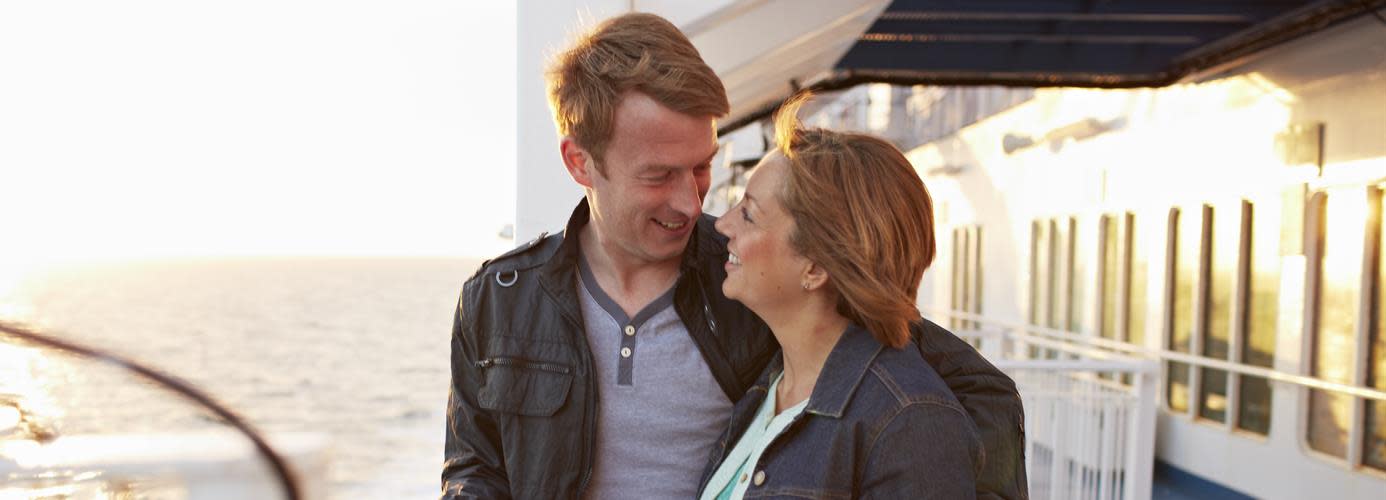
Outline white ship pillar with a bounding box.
[515,1,627,243]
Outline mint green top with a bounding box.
[700,372,808,500]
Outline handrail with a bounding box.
[991,358,1156,373]
[966,329,1157,370]
[0,321,301,500]
[929,308,1386,403]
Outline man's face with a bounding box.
[582,92,717,266]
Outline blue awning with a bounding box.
[719,0,1386,133]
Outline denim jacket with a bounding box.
[698,324,983,499]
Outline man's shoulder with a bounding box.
[460,231,564,309]
[456,231,564,329]
[911,317,1020,399]
[915,318,1000,371]
[467,231,562,283]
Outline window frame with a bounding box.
[1300,185,1386,473]
[1156,200,1280,439]
[953,223,984,331]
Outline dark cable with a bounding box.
[0,321,301,500]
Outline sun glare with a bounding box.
[0,1,517,262]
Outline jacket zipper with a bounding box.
[474,357,571,374]
[697,272,719,335]
[577,327,597,498]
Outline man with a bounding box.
[443,12,1026,499]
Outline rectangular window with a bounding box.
[1239,199,1279,435]
[1071,218,1087,334]
[1200,203,1242,423]
[1049,218,1070,331]
[1032,221,1051,327]
[1096,212,1146,349]
[1026,221,1041,357]
[1128,212,1149,348]
[1309,189,1373,458]
[953,225,984,331]
[1100,214,1120,340]
[1168,206,1202,412]
[1028,222,1038,326]
[953,227,966,331]
[1367,189,1386,470]
[968,225,983,330]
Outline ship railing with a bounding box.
[934,307,1386,481]
[930,309,1158,500]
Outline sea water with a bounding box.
[0,257,482,499]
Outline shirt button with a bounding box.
[753,470,765,486]
[620,347,632,358]
[739,472,747,484]
[624,325,635,336]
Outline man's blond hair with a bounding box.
[546,13,729,168]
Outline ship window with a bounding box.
[1368,191,1386,470]
[1030,220,1051,328]
[1096,212,1147,350]
[968,225,982,330]
[1162,200,1278,436]
[954,227,966,331]
[1094,212,1148,384]
[1167,206,1203,412]
[953,224,983,331]
[1199,202,1242,423]
[1099,214,1121,341]
[1303,186,1386,472]
[1239,199,1279,436]
[1049,218,1072,331]
[1129,212,1149,349]
[1071,218,1087,334]
[1308,189,1372,458]
[1029,217,1079,359]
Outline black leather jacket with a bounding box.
[442,199,1027,499]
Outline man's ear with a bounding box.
[561,137,597,188]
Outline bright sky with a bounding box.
[0,1,516,267]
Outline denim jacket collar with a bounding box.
[757,323,885,420]
[806,323,885,418]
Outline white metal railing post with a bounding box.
[1125,361,1158,499]
[982,327,1004,360]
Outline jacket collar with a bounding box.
[539,197,708,281]
[535,199,590,327]
[536,198,709,322]
[803,323,885,419]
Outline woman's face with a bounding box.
[714,152,814,313]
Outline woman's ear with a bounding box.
[801,261,831,292]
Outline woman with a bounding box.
[698,94,982,499]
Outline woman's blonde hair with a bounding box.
[546,13,729,168]
[773,93,937,348]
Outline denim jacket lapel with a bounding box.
[805,324,885,419]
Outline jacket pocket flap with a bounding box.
[476,357,573,416]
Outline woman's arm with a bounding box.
[860,401,984,500]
